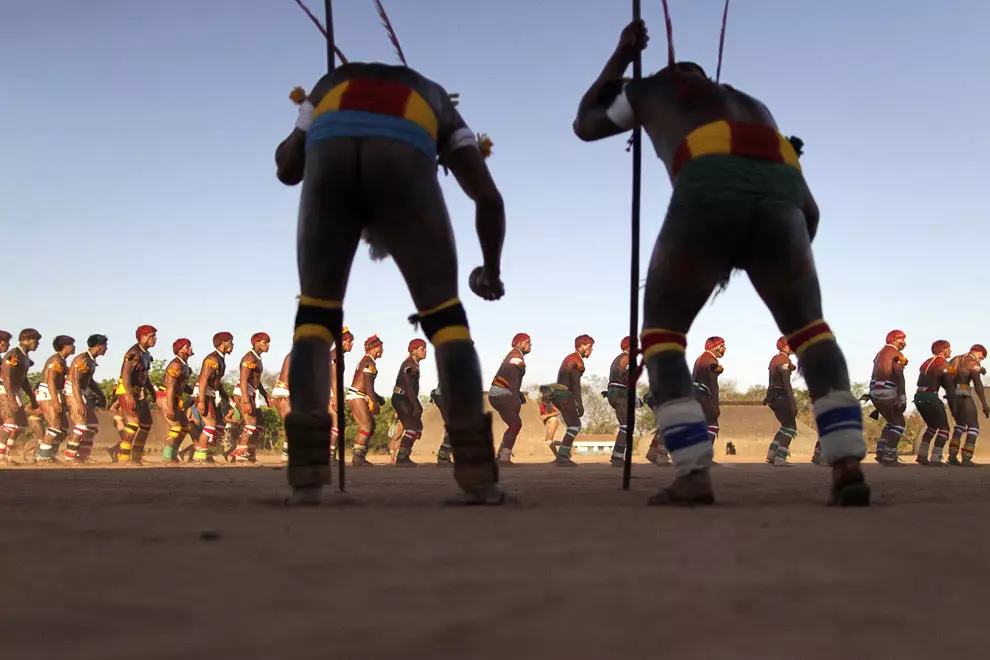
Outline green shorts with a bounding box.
[672,155,806,211]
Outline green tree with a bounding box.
[148,359,167,389]
[579,376,618,435]
[27,371,41,389]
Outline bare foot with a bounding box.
[647,469,714,506]
[828,457,870,507]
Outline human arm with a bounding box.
[573,20,648,142]
[163,363,179,420]
[86,378,107,408]
[892,358,907,410]
[572,370,585,417]
[45,362,61,413]
[275,93,315,186]
[782,365,796,415]
[973,370,989,417]
[801,180,820,242]
[444,145,505,301]
[238,362,253,410]
[196,361,214,414]
[0,359,15,408]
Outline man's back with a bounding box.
[306,62,465,158]
[626,68,779,175]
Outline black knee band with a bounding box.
[294,297,343,345]
[410,299,470,346]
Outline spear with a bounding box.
[291,0,348,64]
[320,0,347,492]
[622,0,643,491]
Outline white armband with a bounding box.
[446,127,479,154]
[295,101,315,132]
[605,87,635,130]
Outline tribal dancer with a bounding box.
[0,332,8,416]
[547,335,594,467]
[271,351,291,462]
[947,344,989,466]
[866,330,908,466]
[192,332,234,463]
[387,411,404,462]
[606,337,633,467]
[346,335,386,466]
[391,338,427,466]
[34,335,76,462]
[161,338,194,463]
[642,390,672,466]
[231,333,271,463]
[489,333,531,466]
[328,327,354,464]
[111,325,158,464]
[693,337,728,454]
[574,20,869,505]
[0,329,41,463]
[537,385,562,457]
[763,337,798,466]
[430,386,454,465]
[914,340,955,466]
[64,334,108,462]
[276,59,506,505]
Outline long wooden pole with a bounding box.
[622,0,643,491]
[323,0,346,493]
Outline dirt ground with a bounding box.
[2,458,989,660]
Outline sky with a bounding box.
[2,0,988,393]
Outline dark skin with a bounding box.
[196,340,234,416]
[275,88,505,303]
[575,21,863,503]
[273,352,292,420]
[238,339,272,414]
[42,343,76,417]
[69,345,109,412]
[768,345,797,418]
[2,338,40,410]
[347,344,385,434]
[120,333,158,408]
[163,345,194,422]
[575,20,841,402]
[963,351,990,417]
[573,22,820,240]
[282,65,510,501]
[329,336,354,419]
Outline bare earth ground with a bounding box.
[2,457,990,660]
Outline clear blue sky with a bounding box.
[2,0,987,392]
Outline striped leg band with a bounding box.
[655,397,712,476]
[294,295,343,345]
[813,390,866,464]
[640,328,687,359]
[786,319,836,357]
[410,298,471,347]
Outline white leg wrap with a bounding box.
[656,398,713,476]
[813,390,867,464]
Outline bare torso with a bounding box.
[628,73,778,179]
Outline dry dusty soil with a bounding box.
[2,454,990,660]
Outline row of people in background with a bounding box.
[863,331,987,467]
[4,326,985,470]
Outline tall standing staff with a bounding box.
[324,0,347,491]
[621,0,643,490]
